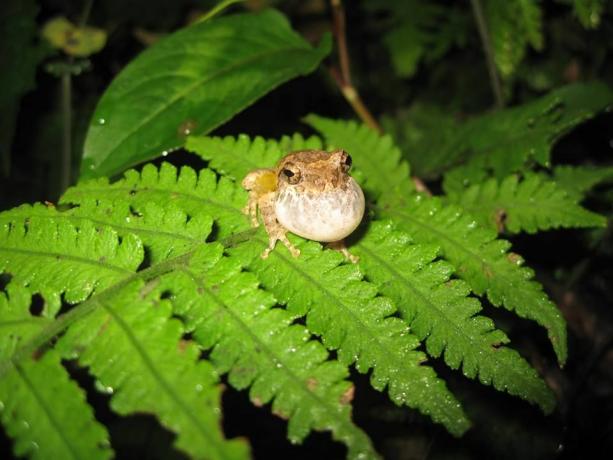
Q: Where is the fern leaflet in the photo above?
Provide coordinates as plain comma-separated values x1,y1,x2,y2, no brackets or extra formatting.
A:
0,285,111,460
353,221,555,412
380,195,567,365
445,173,607,233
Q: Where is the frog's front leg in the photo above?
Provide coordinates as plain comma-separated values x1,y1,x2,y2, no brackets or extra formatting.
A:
257,191,301,259
241,169,300,259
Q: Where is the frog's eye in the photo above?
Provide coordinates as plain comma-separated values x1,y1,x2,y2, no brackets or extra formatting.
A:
341,154,352,173
280,166,301,184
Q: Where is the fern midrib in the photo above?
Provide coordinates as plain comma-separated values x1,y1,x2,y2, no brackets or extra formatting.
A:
15,361,81,460
457,195,601,223
101,299,232,459
0,246,133,275
0,212,201,245
65,186,243,216
186,269,372,451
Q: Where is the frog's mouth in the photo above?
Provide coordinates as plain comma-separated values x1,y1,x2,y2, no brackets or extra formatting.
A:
275,179,365,243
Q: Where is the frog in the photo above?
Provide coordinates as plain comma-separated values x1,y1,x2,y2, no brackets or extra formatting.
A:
241,149,365,262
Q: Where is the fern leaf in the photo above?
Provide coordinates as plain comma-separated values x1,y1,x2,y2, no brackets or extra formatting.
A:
439,82,613,178
186,133,323,181
166,244,378,458
446,173,607,233
0,285,112,460
572,0,605,28
228,234,470,436
56,279,250,459
0,215,143,315
42,182,378,456
61,164,467,439
553,165,613,200
380,195,567,365
305,115,413,199
353,221,555,412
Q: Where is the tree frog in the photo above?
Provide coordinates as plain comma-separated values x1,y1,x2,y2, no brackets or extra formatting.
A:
241,149,365,262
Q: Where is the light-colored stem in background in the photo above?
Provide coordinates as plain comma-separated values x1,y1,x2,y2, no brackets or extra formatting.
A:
470,0,504,109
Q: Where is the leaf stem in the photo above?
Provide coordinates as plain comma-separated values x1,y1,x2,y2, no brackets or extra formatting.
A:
329,0,382,133
469,0,504,109
60,70,72,194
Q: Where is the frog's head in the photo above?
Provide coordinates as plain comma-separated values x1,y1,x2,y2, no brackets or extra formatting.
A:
276,149,353,193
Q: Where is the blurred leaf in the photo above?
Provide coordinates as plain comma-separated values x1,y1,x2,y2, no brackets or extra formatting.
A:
0,0,50,176
553,164,613,199
365,0,468,78
442,82,613,178
80,9,331,179
381,104,462,179
483,0,543,77
571,0,605,28
41,17,107,58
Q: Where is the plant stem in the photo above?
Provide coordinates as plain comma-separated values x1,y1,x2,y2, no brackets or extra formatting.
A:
469,0,504,109
329,0,382,133
60,70,72,193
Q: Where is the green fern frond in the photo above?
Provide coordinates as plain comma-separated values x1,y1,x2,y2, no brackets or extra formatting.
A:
553,165,613,200
381,195,567,365
483,0,543,77
305,115,414,199
0,215,143,315
353,221,555,412
228,234,470,436
55,279,250,460
572,0,605,28
2,196,376,457
0,285,111,460
186,133,323,181
63,164,468,437
438,83,613,179
446,173,607,233
166,244,377,458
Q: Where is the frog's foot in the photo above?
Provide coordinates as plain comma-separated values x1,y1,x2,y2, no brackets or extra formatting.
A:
242,195,260,228
326,240,359,264
261,230,301,259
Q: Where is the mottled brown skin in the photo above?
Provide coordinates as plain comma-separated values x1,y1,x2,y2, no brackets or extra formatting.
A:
241,149,365,261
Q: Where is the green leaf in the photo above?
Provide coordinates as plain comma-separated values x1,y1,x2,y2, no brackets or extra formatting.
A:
446,82,613,177
80,9,331,179
56,280,250,460
0,215,143,316
380,195,568,365
446,173,607,233
305,115,413,199
168,244,378,458
353,221,555,413
483,0,543,77
228,234,470,437
0,351,112,460
553,165,613,200
186,132,323,181
55,168,378,456
62,162,466,439
381,104,462,179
